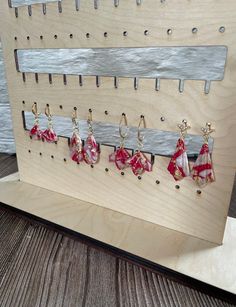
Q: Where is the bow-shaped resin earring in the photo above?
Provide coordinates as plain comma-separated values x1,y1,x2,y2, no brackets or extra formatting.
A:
191,123,215,187
167,119,190,181
29,102,42,140
70,108,84,163
127,115,152,176
82,109,100,164
109,113,131,170
42,105,58,143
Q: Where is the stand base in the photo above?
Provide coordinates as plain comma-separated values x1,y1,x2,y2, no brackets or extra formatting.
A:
0,173,235,294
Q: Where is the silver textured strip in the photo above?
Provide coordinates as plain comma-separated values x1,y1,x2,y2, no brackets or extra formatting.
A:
24,112,214,157
16,46,227,81
11,0,59,7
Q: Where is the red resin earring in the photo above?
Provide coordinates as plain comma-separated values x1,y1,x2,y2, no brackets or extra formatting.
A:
191,123,215,187
42,105,58,143
127,115,152,176
70,108,84,163
82,109,100,164
29,102,42,140
109,113,131,170
167,119,190,181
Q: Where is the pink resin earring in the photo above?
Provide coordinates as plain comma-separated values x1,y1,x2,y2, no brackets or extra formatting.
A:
82,109,100,165
42,105,58,143
127,115,152,176
191,123,215,187
109,113,131,170
29,102,42,140
167,119,190,181
70,108,84,164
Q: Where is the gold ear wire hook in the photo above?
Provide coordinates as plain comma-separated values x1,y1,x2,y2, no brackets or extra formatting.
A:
138,115,146,146
45,105,51,118
201,122,215,143
177,119,190,139
32,102,39,117
119,113,128,139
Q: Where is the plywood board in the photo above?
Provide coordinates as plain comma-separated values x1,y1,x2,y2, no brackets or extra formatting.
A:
0,0,236,244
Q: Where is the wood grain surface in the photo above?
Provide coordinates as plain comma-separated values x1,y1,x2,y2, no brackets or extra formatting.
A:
0,154,236,306
0,207,235,307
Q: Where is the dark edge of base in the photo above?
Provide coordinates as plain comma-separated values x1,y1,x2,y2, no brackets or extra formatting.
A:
0,202,235,305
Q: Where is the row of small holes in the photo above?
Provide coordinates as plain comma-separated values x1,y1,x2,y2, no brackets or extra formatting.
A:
27,150,202,193
13,27,226,41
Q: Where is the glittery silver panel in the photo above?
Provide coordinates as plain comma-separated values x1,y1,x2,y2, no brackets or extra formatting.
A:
24,112,213,157
17,46,227,81
0,48,15,154
10,0,59,8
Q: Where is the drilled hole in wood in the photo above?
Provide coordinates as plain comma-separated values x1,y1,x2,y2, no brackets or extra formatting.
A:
175,185,180,189
69,34,73,38
59,105,63,109
160,116,165,122
39,152,42,156
105,168,109,172
40,35,43,40
104,32,108,37
219,26,225,33
14,36,17,41
123,31,128,36
28,149,31,153
51,155,54,159
90,165,94,168
138,176,142,180
46,103,49,107
167,29,172,35
22,100,25,105
197,190,202,195
121,172,125,176
64,158,67,162
104,110,108,115
192,27,198,34
86,33,90,38
144,30,149,36
74,107,77,111
54,34,58,39
27,36,30,40
156,180,160,184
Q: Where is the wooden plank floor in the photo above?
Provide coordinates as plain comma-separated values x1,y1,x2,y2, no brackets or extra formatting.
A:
0,154,235,307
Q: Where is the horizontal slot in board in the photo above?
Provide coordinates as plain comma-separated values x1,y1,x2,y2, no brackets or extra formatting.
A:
16,46,227,81
23,111,214,158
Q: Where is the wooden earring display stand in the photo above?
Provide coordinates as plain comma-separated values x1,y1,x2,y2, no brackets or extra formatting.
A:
1,0,236,294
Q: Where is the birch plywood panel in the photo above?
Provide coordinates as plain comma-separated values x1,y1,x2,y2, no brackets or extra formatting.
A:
0,0,236,244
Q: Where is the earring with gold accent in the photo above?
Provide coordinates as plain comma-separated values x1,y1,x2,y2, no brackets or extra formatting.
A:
191,123,215,187
70,108,84,163
42,105,58,143
82,109,100,164
109,113,131,170
127,115,152,176
167,119,190,181
29,102,42,140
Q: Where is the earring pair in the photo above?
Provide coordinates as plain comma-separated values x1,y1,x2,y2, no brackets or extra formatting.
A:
69,109,100,165
30,102,58,143
109,114,152,176
167,120,215,187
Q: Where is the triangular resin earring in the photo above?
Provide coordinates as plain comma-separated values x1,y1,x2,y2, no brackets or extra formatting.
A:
167,119,190,181
42,104,58,143
191,123,215,187
70,108,84,164
29,102,42,140
82,109,100,164
109,113,131,170
127,115,152,176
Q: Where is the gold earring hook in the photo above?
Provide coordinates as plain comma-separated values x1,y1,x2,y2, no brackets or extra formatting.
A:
45,105,52,118
32,102,39,117
177,119,190,139
138,115,146,147
119,113,128,139
201,122,215,143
